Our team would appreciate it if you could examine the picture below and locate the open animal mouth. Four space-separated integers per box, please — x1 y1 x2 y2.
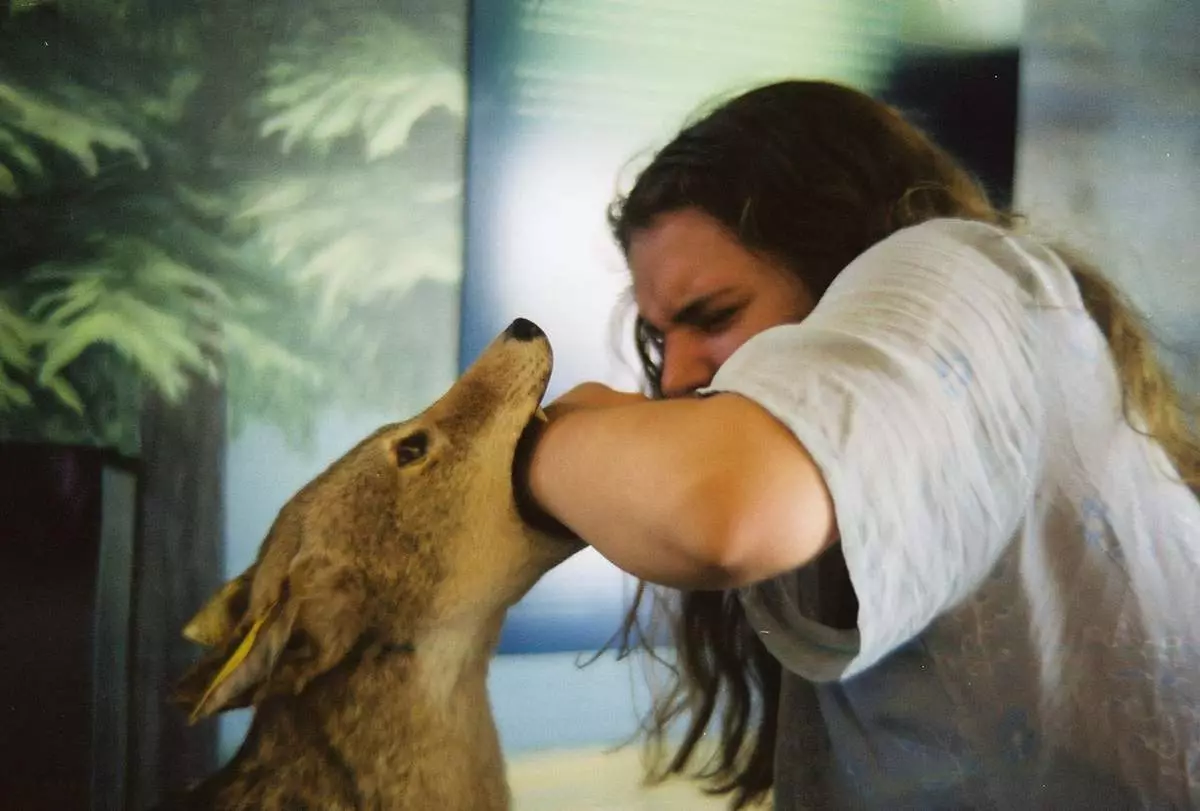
511 406 576 539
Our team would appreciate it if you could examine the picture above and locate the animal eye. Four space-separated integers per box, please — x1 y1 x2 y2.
394 431 428 466
285 629 311 654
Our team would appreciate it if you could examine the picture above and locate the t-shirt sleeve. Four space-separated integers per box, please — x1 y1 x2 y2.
700 219 1047 681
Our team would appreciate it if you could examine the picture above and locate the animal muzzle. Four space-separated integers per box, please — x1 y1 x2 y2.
503 316 545 342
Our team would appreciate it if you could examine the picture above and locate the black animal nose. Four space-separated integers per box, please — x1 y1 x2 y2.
505 317 544 342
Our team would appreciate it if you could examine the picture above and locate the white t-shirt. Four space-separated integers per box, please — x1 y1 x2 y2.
701 218 1200 809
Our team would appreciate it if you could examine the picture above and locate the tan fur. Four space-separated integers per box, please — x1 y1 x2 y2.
154 320 581 810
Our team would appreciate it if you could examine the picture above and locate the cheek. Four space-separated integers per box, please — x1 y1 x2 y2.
760 282 814 324
706 296 808 370
706 329 757 370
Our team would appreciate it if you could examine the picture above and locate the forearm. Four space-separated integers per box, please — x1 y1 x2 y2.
524 393 836 590
526 397 740 589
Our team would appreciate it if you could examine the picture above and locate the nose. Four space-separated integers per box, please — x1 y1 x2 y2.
660 332 716 398
505 317 544 342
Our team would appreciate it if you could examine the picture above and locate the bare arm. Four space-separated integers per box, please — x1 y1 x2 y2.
521 384 838 590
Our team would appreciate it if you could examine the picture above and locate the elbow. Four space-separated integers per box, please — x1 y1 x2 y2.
703 541 760 591
685 462 837 590
682 474 776 590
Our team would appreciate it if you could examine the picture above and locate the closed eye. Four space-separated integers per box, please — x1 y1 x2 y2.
693 306 740 334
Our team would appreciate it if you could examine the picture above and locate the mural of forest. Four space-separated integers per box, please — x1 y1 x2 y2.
0 0 466 455
0 1 467 807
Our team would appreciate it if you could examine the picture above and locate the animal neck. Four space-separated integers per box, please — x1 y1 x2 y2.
221 613 511 810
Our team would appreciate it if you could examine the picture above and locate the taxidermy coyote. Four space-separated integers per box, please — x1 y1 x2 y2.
154 318 581 810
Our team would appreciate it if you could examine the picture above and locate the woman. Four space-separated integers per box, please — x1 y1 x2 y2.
517 80 1200 809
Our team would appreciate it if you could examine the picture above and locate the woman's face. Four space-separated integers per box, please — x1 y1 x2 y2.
629 207 815 397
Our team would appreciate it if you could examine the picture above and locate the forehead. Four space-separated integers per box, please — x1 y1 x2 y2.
627 209 761 323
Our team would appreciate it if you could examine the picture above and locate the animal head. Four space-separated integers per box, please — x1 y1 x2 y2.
175 318 580 721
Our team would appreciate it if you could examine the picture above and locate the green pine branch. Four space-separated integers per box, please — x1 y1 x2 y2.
234 161 461 330
257 15 465 160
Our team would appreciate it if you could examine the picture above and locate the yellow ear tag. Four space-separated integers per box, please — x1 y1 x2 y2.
190 600 277 723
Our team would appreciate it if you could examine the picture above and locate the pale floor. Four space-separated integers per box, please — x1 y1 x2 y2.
507 746 759 811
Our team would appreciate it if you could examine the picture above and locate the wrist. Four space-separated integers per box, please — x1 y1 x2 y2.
512 414 576 540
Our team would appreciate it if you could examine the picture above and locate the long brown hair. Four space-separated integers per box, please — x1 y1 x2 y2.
602 79 1200 809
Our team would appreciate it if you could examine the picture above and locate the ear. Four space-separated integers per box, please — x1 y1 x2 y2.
177 558 368 723
181 567 256 647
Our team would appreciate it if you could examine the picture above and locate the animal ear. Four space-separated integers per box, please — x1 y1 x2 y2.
178 557 367 723
178 591 297 722
181 567 256 648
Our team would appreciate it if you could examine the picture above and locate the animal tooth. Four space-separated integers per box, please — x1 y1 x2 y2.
533 407 548 423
